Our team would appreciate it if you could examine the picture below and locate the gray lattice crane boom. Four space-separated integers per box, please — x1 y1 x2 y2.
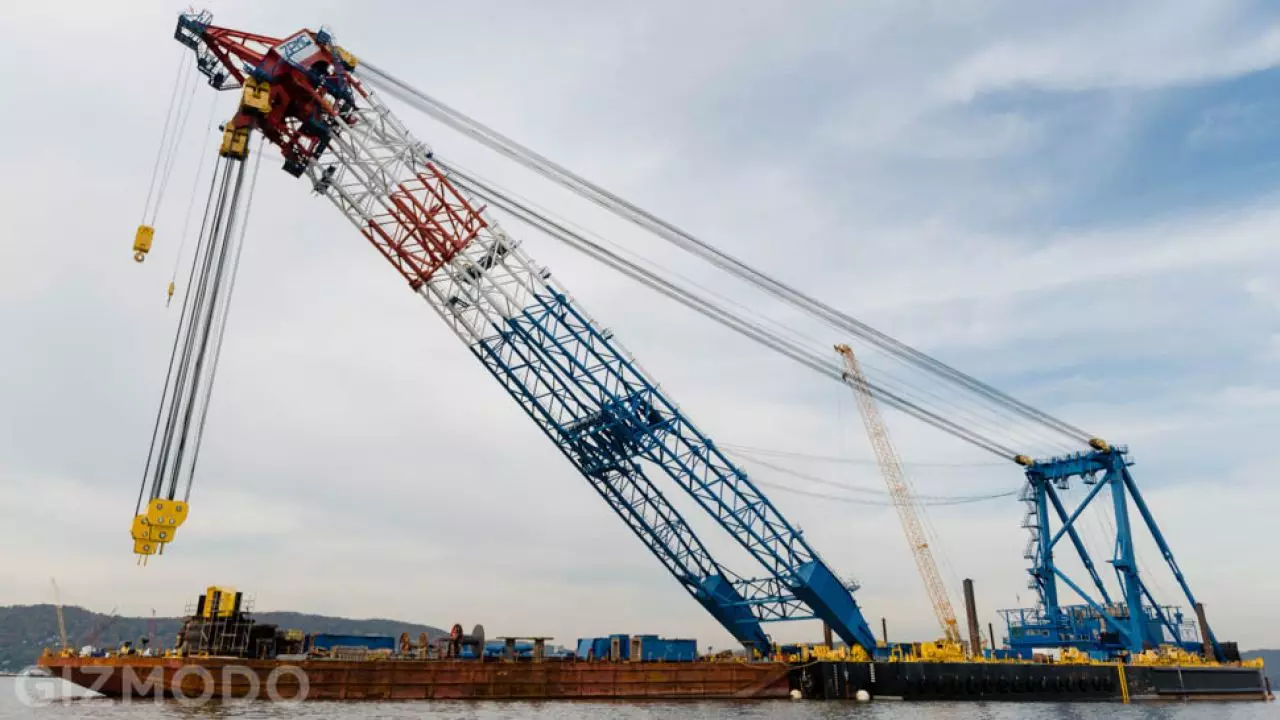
835 344 962 644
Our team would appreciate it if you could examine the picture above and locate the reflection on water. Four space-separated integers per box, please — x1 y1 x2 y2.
0 677 1274 720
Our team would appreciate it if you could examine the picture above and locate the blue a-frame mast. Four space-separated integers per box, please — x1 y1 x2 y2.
1005 443 1218 658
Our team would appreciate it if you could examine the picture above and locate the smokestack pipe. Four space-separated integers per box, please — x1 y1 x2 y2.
963 579 982 659
1194 602 1218 661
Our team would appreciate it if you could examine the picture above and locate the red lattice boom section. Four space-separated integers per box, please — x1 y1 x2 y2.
362 164 488 287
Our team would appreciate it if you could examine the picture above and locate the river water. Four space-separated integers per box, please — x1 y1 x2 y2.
0 677 1275 719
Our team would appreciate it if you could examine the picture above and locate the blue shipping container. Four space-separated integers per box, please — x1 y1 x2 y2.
578 635 622 661
310 633 396 652
575 635 697 662
635 637 697 662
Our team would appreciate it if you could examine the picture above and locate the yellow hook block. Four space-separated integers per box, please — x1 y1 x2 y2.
146 498 189 530
133 225 154 263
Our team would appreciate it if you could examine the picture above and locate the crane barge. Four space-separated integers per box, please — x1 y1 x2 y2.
39 10 1269 703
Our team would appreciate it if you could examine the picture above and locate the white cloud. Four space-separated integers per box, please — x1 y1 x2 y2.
940 2 1280 101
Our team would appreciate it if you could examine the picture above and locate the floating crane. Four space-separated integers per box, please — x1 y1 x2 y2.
835 343 961 646
130 11 1230 660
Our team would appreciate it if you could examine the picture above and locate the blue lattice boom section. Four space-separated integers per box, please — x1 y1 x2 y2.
471 283 878 652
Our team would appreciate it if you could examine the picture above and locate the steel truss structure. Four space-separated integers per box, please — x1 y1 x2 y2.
173 13 878 653
1006 446 1218 658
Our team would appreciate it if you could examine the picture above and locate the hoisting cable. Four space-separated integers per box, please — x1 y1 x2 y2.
163 154 251 502
435 159 1022 459
168 94 223 306
133 132 256 561
151 58 200 227
135 152 227 518
138 51 191 228
150 157 241 502
184 134 265 501
360 62 1096 450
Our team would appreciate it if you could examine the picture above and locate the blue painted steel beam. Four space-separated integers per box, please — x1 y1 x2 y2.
1021 448 1213 656
1118 465 1222 659
1050 567 1135 648
479 283 877 651
1044 482 1112 604
470 325 771 651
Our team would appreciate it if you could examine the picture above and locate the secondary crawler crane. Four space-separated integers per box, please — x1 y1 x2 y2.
835 343 962 648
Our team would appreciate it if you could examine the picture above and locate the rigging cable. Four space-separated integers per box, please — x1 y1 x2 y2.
167 93 223 305
358 62 1095 449
729 451 1018 503
135 152 226 516
721 443 1008 468
151 55 201 226
185 135 265 501
139 51 190 226
434 157 1023 459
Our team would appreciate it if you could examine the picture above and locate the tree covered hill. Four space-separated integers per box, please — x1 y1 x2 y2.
0 604 444 673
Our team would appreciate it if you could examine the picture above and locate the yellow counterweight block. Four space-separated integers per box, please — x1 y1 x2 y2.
240 77 271 114
219 124 251 159
133 225 155 262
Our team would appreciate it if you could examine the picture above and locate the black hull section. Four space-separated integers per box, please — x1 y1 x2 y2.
793 661 1269 702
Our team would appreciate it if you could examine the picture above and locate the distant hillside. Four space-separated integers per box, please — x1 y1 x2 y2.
0 604 444 672
1242 649 1277 684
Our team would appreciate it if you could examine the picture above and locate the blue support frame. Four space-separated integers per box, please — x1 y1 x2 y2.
1003 447 1218 658
471 284 878 652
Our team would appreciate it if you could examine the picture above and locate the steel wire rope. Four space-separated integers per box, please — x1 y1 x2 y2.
150 56 200 226
168 94 223 304
441 163 1072 458
720 443 1007 468
428 154 832 355
754 478 1018 507
438 158 1071 461
420 160 1075 455
436 161 1023 459
728 452 1016 502
424 146 1057 457
140 51 192 225
164 156 250 500
864 343 1084 456
152 156 239 501
842 352 1078 459
431 155 1043 456
135 154 227 516
185 136 265 502
359 63 1094 447
451 168 1023 459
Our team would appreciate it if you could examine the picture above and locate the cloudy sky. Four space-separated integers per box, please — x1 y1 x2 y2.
2 0 1278 651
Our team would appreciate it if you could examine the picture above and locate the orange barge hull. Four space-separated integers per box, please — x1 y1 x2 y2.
37 656 792 700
